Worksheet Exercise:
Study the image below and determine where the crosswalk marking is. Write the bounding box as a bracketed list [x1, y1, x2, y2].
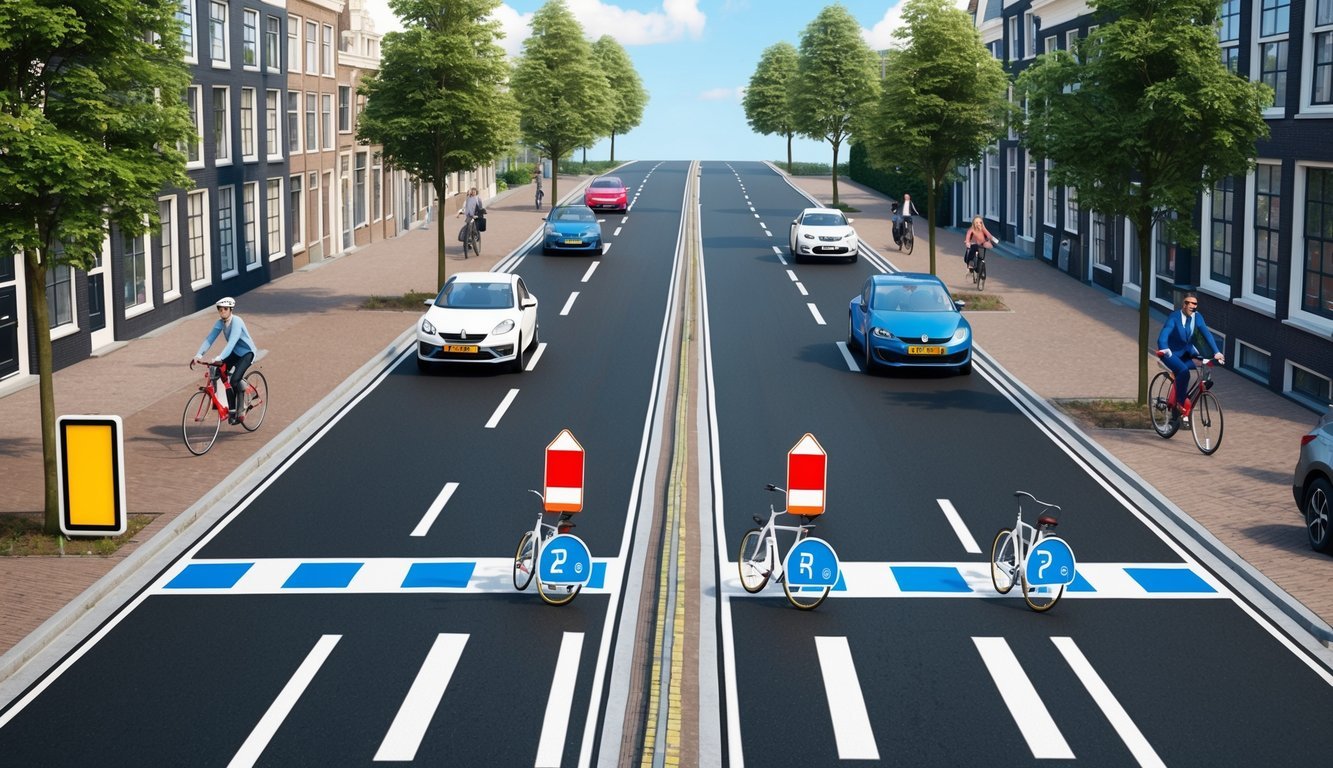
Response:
[937, 499, 982, 553]
[973, 637, 1074, 760]
[536, 632, 584, 768]
[815, 637, 879, 760]
[1052, 637, 1165, 767]
[229, 634, 342, 768]
[410, 482, 457, 537]
[374, 634, 469, 762]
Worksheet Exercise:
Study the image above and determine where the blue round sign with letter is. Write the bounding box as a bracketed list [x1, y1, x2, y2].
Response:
[1024, 536, 1077, 587]
[538, 534, 592, 587]
[783, 537, 840, 589]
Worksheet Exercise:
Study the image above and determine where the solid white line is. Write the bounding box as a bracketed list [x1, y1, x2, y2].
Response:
[373, 633, 468, 762]
[527, 342, 547, 371]
[613, 226, 622, 236]
[973, 637, 1074, 760]
[815, 637, 880, 760]
[229, 634, 341, 768]
[937, 499, 982, 554]
[560, 292, 579, 316]
[835, 341, 858, 370]
[795, 282, 808, 297]
[581, 262, 599, 282]
[536, 632, 584, 768]
[484, 389, 519, 429]
[1052, 637, 1165, 767]
[410, 482, 458, 537]
[785, 269, 798, 281]
[807, 303, 826, 325]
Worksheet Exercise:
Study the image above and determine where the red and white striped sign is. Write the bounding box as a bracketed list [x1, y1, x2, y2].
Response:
[787, 433, 827, 517]
[544, 429, 584, 513]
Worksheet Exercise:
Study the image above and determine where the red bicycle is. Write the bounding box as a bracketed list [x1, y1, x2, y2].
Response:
[1149, 352, 1223, 455]
[182, 361, 268, 455]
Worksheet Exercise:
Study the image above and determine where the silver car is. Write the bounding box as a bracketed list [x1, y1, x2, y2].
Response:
[1294, 405, 1333, 553]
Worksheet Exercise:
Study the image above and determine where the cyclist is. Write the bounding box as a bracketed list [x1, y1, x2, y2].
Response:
[192, 297, 257, 424]
[456, 187, 485, 258]
[1156, 291, 1225, 424]
[964, 216, 997, 273]
[892, 193, 920, 246]
[532, 165, 544, 209]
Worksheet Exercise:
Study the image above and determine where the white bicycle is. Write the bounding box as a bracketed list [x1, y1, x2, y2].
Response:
[990, 491, 1067, 612]
[737, 484, 829, 610]
[512, 490, 582, 606]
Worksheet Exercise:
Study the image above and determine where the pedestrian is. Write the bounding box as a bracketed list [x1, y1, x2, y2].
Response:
[1156, 292, 1225, 424]
[963, 216, 997, 272]
[192, 297, 257, 425]
[893, 193, 920, 245]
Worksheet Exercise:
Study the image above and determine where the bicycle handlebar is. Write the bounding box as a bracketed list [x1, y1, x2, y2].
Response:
[764, 483, 786, 494]
[1013, 490, 1061, 515]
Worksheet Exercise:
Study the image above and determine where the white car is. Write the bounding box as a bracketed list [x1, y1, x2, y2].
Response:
[788, 207, 859, 263]
[416, 272, 539, 373]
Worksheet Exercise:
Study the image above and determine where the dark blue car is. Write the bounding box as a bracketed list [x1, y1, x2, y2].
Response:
[848, 273, 972, 375]
[542, 204, 603, 255]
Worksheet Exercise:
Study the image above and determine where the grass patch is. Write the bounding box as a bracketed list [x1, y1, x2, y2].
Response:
[362, 291, 434, 311]
[828, 202, 861, 213]
[0, 513, 155, 556]
[775, 161, 850, 177]
[955, 292, 1008, 311]
[1055, 399, 1153, 430]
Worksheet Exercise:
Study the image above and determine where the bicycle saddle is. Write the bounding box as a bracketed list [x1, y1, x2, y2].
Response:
[1038, 516, 1059, 528]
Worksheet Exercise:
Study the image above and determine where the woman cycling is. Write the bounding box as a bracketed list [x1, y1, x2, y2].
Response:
[964, 216, 996, 273]
[192, 297, 257, 424]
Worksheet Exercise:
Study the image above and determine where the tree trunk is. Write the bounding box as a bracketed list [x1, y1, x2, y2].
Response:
[926, 178, 938, 276]
[24, 248, 59, 533]
[433, 179, 448, 290]
[830, 140, 841, 207]
[1135, 216, 1154, 406]
[610, 133, 616, 163]
[581, 146, 587, 165]
[550, 155, 559, 204]
[786, 132, 793, 174]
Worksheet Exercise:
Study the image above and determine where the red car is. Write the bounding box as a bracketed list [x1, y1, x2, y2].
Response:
[584, 176, 628, 213]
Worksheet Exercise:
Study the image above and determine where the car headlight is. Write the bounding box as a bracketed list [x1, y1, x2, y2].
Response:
[421, 317, 436, 335]
[951, 327, 969, 344]
[545, 224, 556, 235]
[802, 233, 815, 240]
[871, 327, 894, 339]
[492, 319, 515, 335]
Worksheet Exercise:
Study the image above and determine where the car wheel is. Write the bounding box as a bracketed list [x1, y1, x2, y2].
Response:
[862, 332, 875, 374]
[1306, 477, 1333, 553]
[512, 332, 527, 374]
[847, 313, 857, 350]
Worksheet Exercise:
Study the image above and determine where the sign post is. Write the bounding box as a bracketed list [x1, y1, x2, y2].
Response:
[56, 415, 127, 537]
[786, 433, 826, 516]
[544, 429, 584, 514]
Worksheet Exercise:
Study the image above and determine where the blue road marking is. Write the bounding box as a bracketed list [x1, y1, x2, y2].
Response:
[402, 562, 476, 588]
[1067, 570, 1096, 592]
[165, 562, 254, 589]
[1124, 567, 1215, 593]
[283, 562, 363, 589]
[588, 561, 606, 589]
[891, 566, 972, 593]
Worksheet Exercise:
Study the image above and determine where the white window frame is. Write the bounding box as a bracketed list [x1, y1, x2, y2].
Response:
[1286, 359, 1333, 409]
[122, 221, 154, 318]
[159, 195, 180, 302]
[1064, 185, 1079, 234]
[290, 173, 305, 252]
[46, 261, 78, 339]
[265, 89, 281, 162]
[266, 177, 286, 261]
[209, 0, 229, 68]
[985, 150, 1000, 220]
[1043, 159, 1056, 226]
[305, 20, 318, 75]
[1090, 211, 1111, 273]
[217, 184, 238, 277]
[265, 15, 281, 73]
[1008, 16, 1018, 62]
[1023, 152, 1036, 240]
[1235, 338, 1273, 385]
[242, 8, 259, 70]
[288, 14, 301, 72]
[1238, 160, 1281, 315]
[178, 0, 197, 64]
[185, 85, 204, 169]
[243, 182, 260, 269]
[322, 23, 334, 76]
[321, 93, 333, 150]
[287, 90, 301, 154]
[187, 189, 211, 290]
[338, 85, 351, 133]
[305, 91, 318, 153]
[212, 85, 231, 164]
[1254, 0, 1292, 116]
[1300, 0, 1333, 113]
[1005, 147, 1017, 227]
[373, 153, 384, 222]
[1024, 11, 1035, 59]
[240, 87, 257, 162]
[1286, 160, 1333, 336]
[1123, 214, 1142, 304]
[1199, 180, 1235, 298]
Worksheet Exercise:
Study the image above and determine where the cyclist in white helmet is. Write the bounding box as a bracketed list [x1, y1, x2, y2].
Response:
[192, 297, 257, 424]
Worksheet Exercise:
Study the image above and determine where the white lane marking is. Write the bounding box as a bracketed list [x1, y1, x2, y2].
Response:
[484, 389, 519, 429]
[410, 482, 458, 538]
[1052, 637, 1165, 767]
[581, 261, 599, 282]
[527, 342, 547, 371]
[229, 634, 342, 768]
[771, 246, 782, 254]
[777, 254, 788, 265]
[759, 222, 767, 229]
[786, 269, 798, 282]
[373, 633, 468, 762]
[601, 243, 611, 256]
[807, 303, 826, 325]
[937, 499, 981, 554]
[973, 637, 1074, 760]
[597, 218, 606, 223]
[536, 632, 585, 768]
[753, 213, 759, 218]
[764, 230, 772, 237]
[613, 226, 622, 236]
[815, 637, 880, 760]
[836, 341, 859, 370]
[795, 282, 808, 297]
[560, 292, 579, 316]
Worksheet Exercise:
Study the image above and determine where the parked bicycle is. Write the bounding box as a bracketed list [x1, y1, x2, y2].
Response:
[970, 247, 989, 291]
[737, 484, 832, 610]
[1149, 352, 1224, 454]
[512, 489, 583, 606]
[990, 491, 1075, 612]
[182, 361, 268, 455]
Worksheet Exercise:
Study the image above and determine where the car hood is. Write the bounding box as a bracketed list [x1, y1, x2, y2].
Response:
[422, 305, 517, 335]
[798, 225, 856, 238]
[867, 307, 968, 339]
[549, 220, 600, 234]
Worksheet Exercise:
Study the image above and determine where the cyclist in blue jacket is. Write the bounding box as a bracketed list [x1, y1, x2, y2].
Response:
[192, 297, 257, 424]
[1156, 292, 1224, 423]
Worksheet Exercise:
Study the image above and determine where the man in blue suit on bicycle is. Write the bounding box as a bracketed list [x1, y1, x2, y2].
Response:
[1156, 292, 1225, 423]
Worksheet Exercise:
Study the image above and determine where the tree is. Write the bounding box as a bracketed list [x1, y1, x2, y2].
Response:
[0, 0, 192, 534]
[592, 36, 647, 163]
[1018, 0, 1270, 404]
[357, 0, 517, 290]
[742, 42, 800, 173]
[862, 0, 1009, 275]
[790, 4, 881, 206]
[511, 0, 611, 204]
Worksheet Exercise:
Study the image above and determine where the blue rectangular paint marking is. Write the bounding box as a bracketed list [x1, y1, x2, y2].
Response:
[165, 562, 254, 589]
[401, 562, 476, 588]
[588, 562, 606, 589]
[1125, 567, 1215, 593]
[891, 566, 972, 593]
[1066, 570, 1095, 592]
[283, 562, 364, 589]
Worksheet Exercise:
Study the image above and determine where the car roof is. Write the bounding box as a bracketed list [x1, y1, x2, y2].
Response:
[552, 203, 595, 213]
[870, 272, 944, 287]
[593, 176, 623, 184]
[800, 207, 843, 216]
[449, 271, 515, 285]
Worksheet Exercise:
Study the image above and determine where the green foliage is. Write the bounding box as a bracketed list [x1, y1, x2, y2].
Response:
[847, 143, 930, 215]
[745, 44, 799, 136]
[500, 164, 537, 187]
[591, 35, 647, 161]
[776, 161, 849, 177]
[562, 159, 621, 175]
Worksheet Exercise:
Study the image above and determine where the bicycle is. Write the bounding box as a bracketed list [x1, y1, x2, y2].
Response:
[897, 217, 915, 255]
[182, 361, 268, 456]
[989, 491, 1071, 612]
[969, 246, 989, 290]
[512, 490, 583, 606]
[535, 186, 544, 210]
[460, 216, 482, 259]
[1149, 352, 1224, 455]
[737, 484, 830, 610]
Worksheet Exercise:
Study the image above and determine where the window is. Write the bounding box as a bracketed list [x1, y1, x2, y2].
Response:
[1024, 12, 1035, 59]
[354, 151, 367, 226]
[187, 189, 209, 286]
[1291, 363, 1332, 405]
[986, 150, 999, 219]
[1301, 167, 1333, 320]
[266, 178, 284, 259]
[1091, 212, 1110, 270]
[306, 21, 318, 75]
[1210, 177, 1236, 285]
[373, 152, 383, 221]
[1237, 340, 1272, 382]
[290, 174, 305, 251]
[178, 0, 196, 61]
[184, 85, 203, 165]
[209, 1, 228, 65]
[1153, 219, 1176, 302]
[1008, 16, 1018, 62]
[1006, 148, 1017, 226]
[1045, 35, 1057, 55]
[240, 87, 256, 160]
[243, 182, 259, 268]
[338, 86, 351, 132]
[218, 185, 237, 275]
[1044, 159, 1057, 226]
[1023, 153, 1036, 237]
[287, 91, 300, 153]
[265, 89, 280, 160]
[242, 9, 259, 67]
[305, 92, 317, 151]
[1220, 0, 1240, 71]
[321, 93, 333, 150]
[212, 86, 230, 162]
[1065, 185, 1079, 233]
[322, 24, 334, 76]
[159, 196, 179, 300]
[1313, 0, 1333, 105]
[1258, 0, 1290, 109]
[1066, 30, 1078, 57]
[1253, 163, 1282, 299]
[46, 262, 73, 329]
[288, 15, 301, 72]
[122, 227, 149, 310]
[265, 16, 280, 71]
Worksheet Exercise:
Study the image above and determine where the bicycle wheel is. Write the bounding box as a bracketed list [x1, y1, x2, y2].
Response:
[990, 528, 1017, 594]
[784, 578, 830, 610]
[1021, 572, 1063, 612]
[976, 257, 987, 291]
[239, 371, 268, 432]
[537, 579, 581, 606]
[1190, 390, 1224, 455]
[1149, 372, 1179, 438]
[512, 531, 536, 591]
[182, 391, 220, 456]
[737, 529, 772, 593]
[903, 228, 914, 254]
[467, 229, 482, 258]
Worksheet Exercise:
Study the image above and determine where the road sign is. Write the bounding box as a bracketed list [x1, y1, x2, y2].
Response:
[56, 415, 127, 537]
[784, 537, 840, 588]
[544, 429, 584, 513]
[538, 534, 592, 587]
[787, 433, 826, 516]
[1025, 537, 1077, 586]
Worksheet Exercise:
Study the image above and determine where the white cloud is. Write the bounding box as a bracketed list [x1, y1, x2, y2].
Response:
[699, 86, 743, 101]
[862, 0, 974, 50]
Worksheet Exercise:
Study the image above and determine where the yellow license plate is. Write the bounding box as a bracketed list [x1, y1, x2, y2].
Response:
[907, 345, 945, 355]
[564, 239, 583, 245]
[444, 344, 479, 353]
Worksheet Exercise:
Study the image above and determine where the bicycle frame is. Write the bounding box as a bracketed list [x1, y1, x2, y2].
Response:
[196, 362, 233, 420]
[750, 504, 813, 584]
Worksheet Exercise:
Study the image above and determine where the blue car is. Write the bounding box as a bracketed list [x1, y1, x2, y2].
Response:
[847, 273, 972, 375]
[542, 204, 603, 255]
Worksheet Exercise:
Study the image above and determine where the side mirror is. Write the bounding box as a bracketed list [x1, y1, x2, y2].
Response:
[847, 218, 855, 224]
[955, 300, 967, 311]
[422, 299, 434, 307]
[522, 297, 537, 308]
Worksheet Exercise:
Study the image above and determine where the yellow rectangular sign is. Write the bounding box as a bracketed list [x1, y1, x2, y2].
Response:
[57, 416, 126, 536]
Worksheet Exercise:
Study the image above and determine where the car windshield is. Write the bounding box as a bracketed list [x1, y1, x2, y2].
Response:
[803, 213, 846, 227]
[873, 283, 954, 312]
[592, 179, 621, 189]
[553, 207, 596, 222]
[436, 281, 513, 309]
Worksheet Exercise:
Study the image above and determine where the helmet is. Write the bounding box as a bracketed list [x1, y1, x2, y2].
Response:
[215, 297, 236, 308]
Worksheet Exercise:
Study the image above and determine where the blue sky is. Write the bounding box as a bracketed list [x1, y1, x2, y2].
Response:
[363, 0, 964, 163]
